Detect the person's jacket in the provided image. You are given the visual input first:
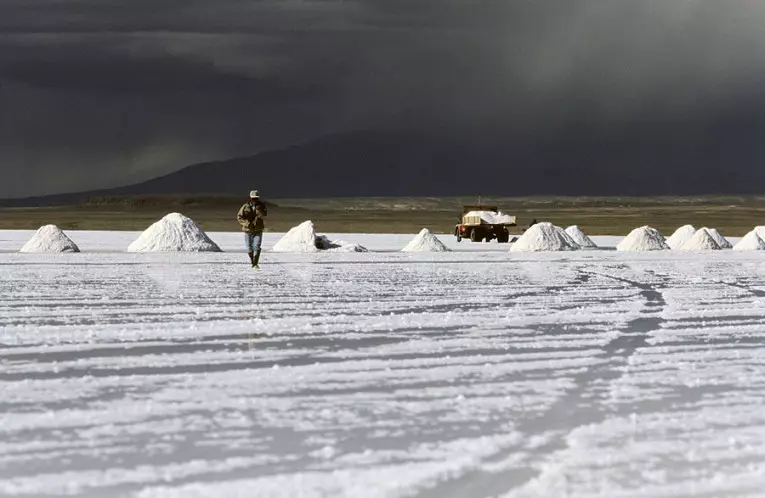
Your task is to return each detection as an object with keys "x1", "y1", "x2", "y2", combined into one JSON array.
[{"x1": 237, "y1": 201, "x2": 267, "y2": 233}]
